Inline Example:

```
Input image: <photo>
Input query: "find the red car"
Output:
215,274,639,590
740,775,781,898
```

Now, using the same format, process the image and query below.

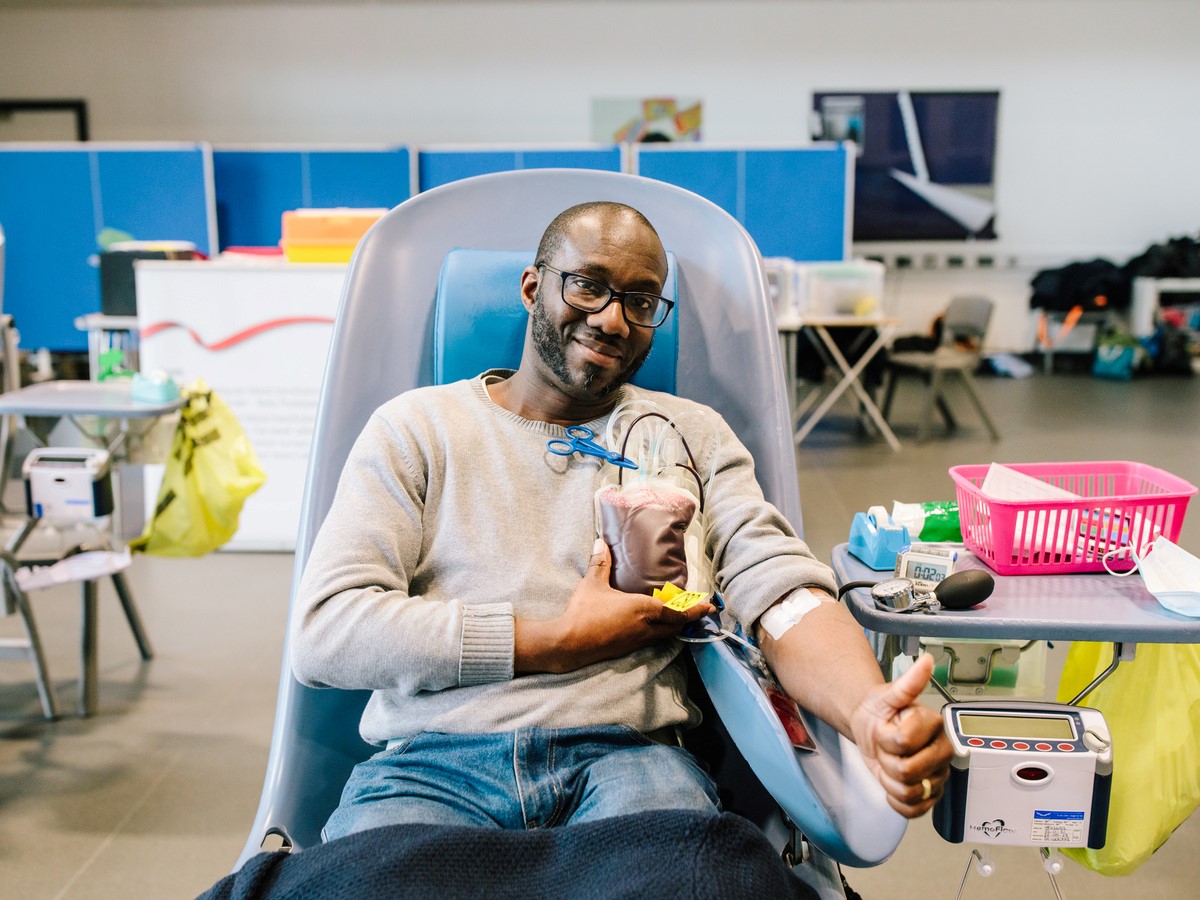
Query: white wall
2,0,1198,347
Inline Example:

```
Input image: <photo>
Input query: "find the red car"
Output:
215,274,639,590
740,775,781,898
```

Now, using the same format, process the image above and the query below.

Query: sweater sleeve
290,411,514,694
699,413,837,628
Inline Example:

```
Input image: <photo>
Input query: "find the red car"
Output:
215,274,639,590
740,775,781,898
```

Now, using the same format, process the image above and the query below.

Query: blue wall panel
97,151,214,252
741,149,847,261
418,147,622,193
634,145,850,262
213,147,412,249
633,149,741,221
308,150,411,209
0,145,213,350
213,151,305,250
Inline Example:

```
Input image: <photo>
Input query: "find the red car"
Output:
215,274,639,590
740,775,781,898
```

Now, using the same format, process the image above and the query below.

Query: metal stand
952,848,1066,900
3,516,154,718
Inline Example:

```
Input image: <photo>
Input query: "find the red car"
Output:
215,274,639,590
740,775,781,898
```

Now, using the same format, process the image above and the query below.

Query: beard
530,288,652,399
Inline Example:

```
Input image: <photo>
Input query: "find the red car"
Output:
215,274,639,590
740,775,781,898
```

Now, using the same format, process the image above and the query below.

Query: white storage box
23,448,114,521
794,259,886,316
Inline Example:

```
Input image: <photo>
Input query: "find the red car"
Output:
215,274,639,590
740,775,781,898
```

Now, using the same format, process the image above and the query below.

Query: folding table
778,313,901,451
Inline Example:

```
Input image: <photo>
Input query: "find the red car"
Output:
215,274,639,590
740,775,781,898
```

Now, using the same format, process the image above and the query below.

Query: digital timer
894,545,957,592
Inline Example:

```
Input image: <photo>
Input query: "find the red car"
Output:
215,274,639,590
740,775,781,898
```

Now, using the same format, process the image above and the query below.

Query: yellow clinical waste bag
130,381,266,557
1055,640,1200,875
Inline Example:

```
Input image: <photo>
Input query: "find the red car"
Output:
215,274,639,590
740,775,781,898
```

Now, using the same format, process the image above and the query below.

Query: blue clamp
848,509,910,571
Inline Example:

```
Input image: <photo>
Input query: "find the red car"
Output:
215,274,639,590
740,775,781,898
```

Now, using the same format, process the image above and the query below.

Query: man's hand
849,653,953,818
515,540,715,674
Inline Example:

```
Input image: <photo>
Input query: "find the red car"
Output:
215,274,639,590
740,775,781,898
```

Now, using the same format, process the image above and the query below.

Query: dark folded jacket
199,810,818,900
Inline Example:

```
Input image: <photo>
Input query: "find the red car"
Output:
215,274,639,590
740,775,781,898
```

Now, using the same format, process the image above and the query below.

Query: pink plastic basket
949,461,1197,575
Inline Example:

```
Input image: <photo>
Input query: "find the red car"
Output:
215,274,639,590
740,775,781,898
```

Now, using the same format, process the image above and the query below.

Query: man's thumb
880,653,935,713
588,538,612,575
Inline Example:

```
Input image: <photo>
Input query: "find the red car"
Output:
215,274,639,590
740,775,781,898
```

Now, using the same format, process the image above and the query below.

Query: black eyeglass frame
536,263,675,329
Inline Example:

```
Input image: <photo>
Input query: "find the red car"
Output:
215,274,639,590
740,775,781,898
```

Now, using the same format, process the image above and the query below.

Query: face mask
1104,537,1200,618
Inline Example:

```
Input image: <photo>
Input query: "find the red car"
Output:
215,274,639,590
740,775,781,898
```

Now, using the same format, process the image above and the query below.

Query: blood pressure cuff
597,483,697,596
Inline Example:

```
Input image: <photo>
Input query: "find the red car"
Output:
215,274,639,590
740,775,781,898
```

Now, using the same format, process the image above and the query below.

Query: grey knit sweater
291,371,836,746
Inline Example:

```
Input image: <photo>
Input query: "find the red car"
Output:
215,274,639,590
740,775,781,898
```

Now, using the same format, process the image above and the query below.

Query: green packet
892,500,962,542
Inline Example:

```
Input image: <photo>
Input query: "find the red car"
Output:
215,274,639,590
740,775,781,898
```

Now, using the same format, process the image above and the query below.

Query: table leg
79,579,99,716
816,326,901,450
111,571,154,660
779,330,800,425
9,585,59,720
795,325,902,451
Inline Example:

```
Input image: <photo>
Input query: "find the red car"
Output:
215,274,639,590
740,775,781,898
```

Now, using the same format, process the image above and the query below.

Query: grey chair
238,169,905,897
880,295,1001,442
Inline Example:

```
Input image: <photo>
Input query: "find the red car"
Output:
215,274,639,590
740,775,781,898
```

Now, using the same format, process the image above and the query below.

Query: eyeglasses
537,263,674,329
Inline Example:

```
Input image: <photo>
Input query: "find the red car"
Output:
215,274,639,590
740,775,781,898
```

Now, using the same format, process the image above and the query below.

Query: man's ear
520,266,540,312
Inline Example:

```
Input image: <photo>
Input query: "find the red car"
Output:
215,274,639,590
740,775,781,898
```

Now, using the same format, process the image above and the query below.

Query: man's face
523,211,667,401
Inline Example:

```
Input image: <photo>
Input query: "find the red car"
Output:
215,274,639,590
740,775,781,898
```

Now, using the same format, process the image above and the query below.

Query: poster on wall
811,90,1000,241
591,97,703,143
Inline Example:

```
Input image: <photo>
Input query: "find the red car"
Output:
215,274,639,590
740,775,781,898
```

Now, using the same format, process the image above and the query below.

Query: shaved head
535,202,663,268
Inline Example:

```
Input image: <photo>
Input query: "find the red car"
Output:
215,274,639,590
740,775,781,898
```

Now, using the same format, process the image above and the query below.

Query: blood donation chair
239,169,906,897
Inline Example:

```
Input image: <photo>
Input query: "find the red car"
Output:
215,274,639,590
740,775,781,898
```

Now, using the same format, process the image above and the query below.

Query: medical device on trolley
23,447,114,521
934,700,1112,850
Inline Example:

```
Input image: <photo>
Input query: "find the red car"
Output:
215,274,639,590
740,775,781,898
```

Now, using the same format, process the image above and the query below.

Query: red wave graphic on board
141,316,335,351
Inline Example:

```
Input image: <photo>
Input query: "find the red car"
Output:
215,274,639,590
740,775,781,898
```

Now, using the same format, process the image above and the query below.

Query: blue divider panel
213,147,412,250
0,144,213,350
633,145,851,261
418,146,623,193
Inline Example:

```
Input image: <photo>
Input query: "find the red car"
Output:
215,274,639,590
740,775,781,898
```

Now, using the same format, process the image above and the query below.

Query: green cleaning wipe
892,500,962,542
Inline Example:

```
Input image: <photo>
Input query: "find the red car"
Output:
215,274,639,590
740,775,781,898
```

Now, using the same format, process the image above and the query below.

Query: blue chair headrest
434,248,678,392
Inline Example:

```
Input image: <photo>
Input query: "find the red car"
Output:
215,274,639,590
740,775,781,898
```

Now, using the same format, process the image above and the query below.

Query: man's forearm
755,593,886,738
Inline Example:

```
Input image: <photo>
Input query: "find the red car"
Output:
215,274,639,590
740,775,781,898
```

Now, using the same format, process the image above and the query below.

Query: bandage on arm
757,588,828,641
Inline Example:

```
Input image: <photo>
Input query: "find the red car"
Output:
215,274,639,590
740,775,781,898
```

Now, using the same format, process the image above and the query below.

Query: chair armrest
690,639,906,867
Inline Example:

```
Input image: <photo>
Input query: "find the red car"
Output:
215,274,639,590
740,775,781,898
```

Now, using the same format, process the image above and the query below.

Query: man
292,201,951,841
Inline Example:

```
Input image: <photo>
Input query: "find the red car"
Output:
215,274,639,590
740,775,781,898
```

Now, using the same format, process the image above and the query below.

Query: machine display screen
958,713,1076,740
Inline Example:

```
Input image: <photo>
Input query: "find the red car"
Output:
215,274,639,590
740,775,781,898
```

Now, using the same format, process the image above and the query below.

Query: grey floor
1,369,1199,898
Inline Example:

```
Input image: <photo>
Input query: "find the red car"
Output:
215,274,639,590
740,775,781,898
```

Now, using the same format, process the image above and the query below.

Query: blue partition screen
0,144,214,350
418,146,623,193
213,147,413,249
634,145,851,261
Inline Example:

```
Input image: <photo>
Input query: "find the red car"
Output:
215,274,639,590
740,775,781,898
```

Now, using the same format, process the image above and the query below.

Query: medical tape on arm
758,588,826,641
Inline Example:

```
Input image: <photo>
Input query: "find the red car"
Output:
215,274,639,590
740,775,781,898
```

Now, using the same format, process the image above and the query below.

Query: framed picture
592,97,702,143
812,90,1000,241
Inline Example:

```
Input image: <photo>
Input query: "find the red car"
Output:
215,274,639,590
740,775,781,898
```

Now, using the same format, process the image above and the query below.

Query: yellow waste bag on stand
130,381,266,557
1055,640,1200,875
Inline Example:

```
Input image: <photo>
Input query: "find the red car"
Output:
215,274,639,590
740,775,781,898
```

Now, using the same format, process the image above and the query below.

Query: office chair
238,170,905,897
880,295,1002,442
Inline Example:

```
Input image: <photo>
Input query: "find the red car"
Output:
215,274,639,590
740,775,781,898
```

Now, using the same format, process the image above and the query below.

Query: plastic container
793,259,885,316
280,209,386,263
949,461,1197,575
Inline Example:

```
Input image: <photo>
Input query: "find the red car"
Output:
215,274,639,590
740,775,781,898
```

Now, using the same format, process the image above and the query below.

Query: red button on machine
1012,742,1031,751
1035,743,1053,751
1058,743,1076,752
990,740,1007,749
967,738,985,747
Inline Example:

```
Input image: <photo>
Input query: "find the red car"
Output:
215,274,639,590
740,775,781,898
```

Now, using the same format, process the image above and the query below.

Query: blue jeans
322,725,721,841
